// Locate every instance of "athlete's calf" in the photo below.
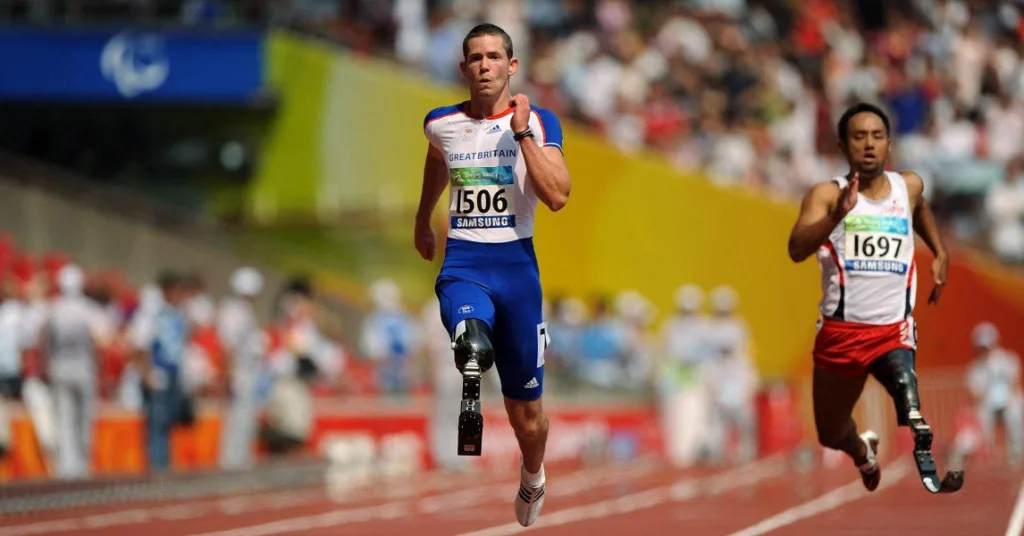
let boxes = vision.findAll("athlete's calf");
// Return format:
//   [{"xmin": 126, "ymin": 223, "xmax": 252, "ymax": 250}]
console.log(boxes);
[
  {"xmin": 812, "ymin": 366, "xmax": 869, "ymax": 463},
  {"xmin": 504, "ymin": 397, "xmax": 549, "ymax": 474},
  {"xmin": 506, "ymin": 395, "xmax": 549, "ymax": 528}
]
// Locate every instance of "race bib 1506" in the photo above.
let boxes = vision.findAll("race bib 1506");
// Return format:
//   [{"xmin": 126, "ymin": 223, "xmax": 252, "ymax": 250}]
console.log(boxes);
[
  {"xmin": 843, "ymin": 214, "xmax": 911, "ymax": 274},
  {"xmin": 449, "ymin": 166, "xmax": 516, "ymax": 229}
]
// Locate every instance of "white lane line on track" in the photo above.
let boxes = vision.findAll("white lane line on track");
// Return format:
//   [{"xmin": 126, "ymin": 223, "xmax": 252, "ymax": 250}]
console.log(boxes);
[
  {"xmin": 726, "ymin": 457, "xmax": 913, "ymax": 536},
  {"xmin": 183, "ymin": 459, "xmax": 663, "ymax": 536},
  {"xmin": 1005, "ymin": 477, "xmax": 1024, "ymax": 536},
  {"xmin": 452, "ymin": 454, "xmax": 790, "ymax": 536},
  {"xmin": 0, "ymin": 490, "xmax": 321, "ymax": 536},
  {"xmin": 0, "ymin": 464, "xmax": 524, "ymax": 536}
]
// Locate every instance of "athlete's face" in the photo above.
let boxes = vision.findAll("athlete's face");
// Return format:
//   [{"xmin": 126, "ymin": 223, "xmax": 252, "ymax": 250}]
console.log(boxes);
[
  {"xmin": 840, "ymin": 112, "xmax": 891, "ymax": 176},
  {"xmin": 461, "ymin": 35, "xmax": 517, "ymax": 98}
]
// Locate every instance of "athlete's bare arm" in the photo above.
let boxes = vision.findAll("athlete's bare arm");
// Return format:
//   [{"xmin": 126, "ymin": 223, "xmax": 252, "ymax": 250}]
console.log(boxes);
[
  {"xmin": 415, "ymin": 143, "xmax": 449, "ymax": 261},
  {"xmin": 788, "ymin": 180, "xmax": 851, "ymax": 262},
  {"xmin": 510, "ymin": 95, "xmax": 570, "ymax": 212},
  {"xmin": 523, "ymin": 143, "xmax": 570, "ymax": 212},
  {"xmin": 901, "ymin": 170, "xmax": 949, "ymax": 304}
]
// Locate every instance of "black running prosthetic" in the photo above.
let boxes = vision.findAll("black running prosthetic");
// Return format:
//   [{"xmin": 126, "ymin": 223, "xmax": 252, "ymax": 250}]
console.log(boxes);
[
  {"xmin": 869, "ymin": 349, "xmax": 964, "ymax": 494},
  {"xmin": 453, "ymin": 319, "xmax": 494, "ymax": 456},
  {"xmin": 458, "ymin": 359, "xmax": 483, "ymax": 456},
  {"xmin": 867, "ymin": 348, "xmax": 920, "ymax": 426}
]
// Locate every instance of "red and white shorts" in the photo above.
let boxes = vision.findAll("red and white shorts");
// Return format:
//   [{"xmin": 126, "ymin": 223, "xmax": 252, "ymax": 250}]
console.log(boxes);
[{"xmin": 812, "ymin": 316, "xmax": 917, "ymax": 376}]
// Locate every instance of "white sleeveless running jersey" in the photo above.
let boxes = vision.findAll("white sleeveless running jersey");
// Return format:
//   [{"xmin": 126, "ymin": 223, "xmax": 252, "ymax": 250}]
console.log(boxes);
[
  {"xmin": 817, "ymin": 171, "xmax": 917, "ymax": 325},
  {"xmin": 423, "ymin": 101, "xmax": 564, "ymax": 243}
]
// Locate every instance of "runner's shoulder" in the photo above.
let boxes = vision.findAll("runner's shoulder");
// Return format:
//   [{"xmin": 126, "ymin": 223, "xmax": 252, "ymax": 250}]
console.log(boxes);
[
  {"xmin": 424, "ymin": 102, "xmax": 466, "ymax": 129},
  {"xmin": 896, "ymin": 169, "xmax": 925, "ymax": 198},
  {"xmin": 804, "ymin": 179, "xmax": 843, "ymax": 206}
]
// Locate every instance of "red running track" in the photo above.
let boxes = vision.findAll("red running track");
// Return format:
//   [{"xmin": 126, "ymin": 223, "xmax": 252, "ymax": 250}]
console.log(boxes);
[{"xmin": 1, "ymin": 454, "xmax": 1021, "ymax": 536}]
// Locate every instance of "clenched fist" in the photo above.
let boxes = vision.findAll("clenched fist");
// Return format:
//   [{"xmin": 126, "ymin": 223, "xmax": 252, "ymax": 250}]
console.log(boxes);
[{"xmin": 510, "ymin": 94, "xmax": 531, "ymax": 134}]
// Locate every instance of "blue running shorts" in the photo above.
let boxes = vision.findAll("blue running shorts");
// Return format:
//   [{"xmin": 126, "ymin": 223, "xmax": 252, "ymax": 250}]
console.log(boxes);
[{"xmin": 435, "ymin": 237, "xmax": 548, "ymax": 401}]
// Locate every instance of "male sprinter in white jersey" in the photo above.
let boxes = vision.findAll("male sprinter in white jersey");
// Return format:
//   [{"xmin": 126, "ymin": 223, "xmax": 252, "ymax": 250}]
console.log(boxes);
[
  {"xmin": 414, "ymin": 23, "xmax": 570, "ymax": 527},
  {"xmin": 788, "ymin": 102, "xmax": 963, "ymax": 495}
]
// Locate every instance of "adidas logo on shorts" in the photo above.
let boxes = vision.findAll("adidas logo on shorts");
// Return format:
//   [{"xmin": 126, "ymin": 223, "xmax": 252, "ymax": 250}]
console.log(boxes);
[{"xmin": 524, "ymin": 377, "xmax": 539, "ymax": 389}]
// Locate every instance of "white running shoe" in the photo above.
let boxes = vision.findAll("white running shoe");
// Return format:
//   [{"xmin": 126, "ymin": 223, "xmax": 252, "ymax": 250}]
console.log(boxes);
[
  {"xmin": 514, "ymin": 469, "xmax": 546, "ymax": 527},
  {"xmin": 858, "ymin": 430, "xmax": 881, "ymax": 491}
]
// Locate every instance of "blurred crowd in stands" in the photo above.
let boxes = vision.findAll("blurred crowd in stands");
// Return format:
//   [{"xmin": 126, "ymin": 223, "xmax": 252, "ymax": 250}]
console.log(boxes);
[{"xmin": 0, "ymin": 233, "xmax": 353, "ymax": 476}]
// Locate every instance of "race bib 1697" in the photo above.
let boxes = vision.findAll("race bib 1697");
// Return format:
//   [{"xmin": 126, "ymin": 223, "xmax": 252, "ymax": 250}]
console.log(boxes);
[{"xmin": 843, "ymin": 214, "xmax": 911, "ymax": 274}]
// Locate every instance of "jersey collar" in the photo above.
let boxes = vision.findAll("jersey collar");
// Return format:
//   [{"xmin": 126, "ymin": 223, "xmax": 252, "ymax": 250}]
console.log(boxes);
[{"xmin": 462, "ymin": 101, "xmax": 515, "ymax": 121}]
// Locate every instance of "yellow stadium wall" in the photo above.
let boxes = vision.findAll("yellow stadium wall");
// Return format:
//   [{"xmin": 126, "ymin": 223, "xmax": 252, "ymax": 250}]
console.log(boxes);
[
  {"xmin": 250, "ymin": 31, "xmax": 1024, "ymax": 382},
  {"xmin": 250, "ymin": 31, "xmax": 468, "ymax": 220},
  {"xmin": 531, "ymin": 143, "xmax": 822, "ymax": 381}
]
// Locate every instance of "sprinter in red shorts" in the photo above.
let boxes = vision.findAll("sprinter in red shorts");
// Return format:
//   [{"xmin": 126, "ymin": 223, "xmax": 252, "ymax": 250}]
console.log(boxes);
[{"xmin": 787, "ymin": 102, "xmax": 963, "ymax": 494}]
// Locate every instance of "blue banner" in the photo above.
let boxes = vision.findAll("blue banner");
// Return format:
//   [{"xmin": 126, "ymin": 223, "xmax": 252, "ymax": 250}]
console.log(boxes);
[{"xmin": 0, "ymin": 28, "xmax": 266, "ymax": 103}]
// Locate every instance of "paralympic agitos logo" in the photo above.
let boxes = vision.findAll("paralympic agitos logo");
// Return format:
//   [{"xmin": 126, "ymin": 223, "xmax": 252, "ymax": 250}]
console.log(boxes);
[{"xmin": 100, "ymin": 30, "xmax": 170, "ymax": 99}]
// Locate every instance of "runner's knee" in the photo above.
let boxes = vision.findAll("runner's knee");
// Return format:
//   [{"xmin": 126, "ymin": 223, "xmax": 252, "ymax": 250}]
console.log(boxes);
[
  {"xmin": 817, "ymin": 421, "xmax": 853, "ymax": 449},
  {"xmin": 507, "ymin": 400, "xmax": 548, "ymax": 441},
  {"xmin": 453, "ymin": 319, "xmax": 495, "ymax": 374}
]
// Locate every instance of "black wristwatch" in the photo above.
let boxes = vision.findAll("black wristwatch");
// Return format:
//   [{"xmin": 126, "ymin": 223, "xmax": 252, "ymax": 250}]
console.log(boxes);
[{"xmin": 514, "ymin": 127, "xmax": 534, "ymax": 142}]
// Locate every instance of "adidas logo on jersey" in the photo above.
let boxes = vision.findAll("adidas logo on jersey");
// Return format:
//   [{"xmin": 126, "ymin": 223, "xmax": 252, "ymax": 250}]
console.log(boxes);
[
  {"xmin": 524, "ymin": 377, "xmax": 538, "ymax": 389},
  {"xmin": 486, "ymin": 124, "xmax": 502, "ymax": 134}
]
